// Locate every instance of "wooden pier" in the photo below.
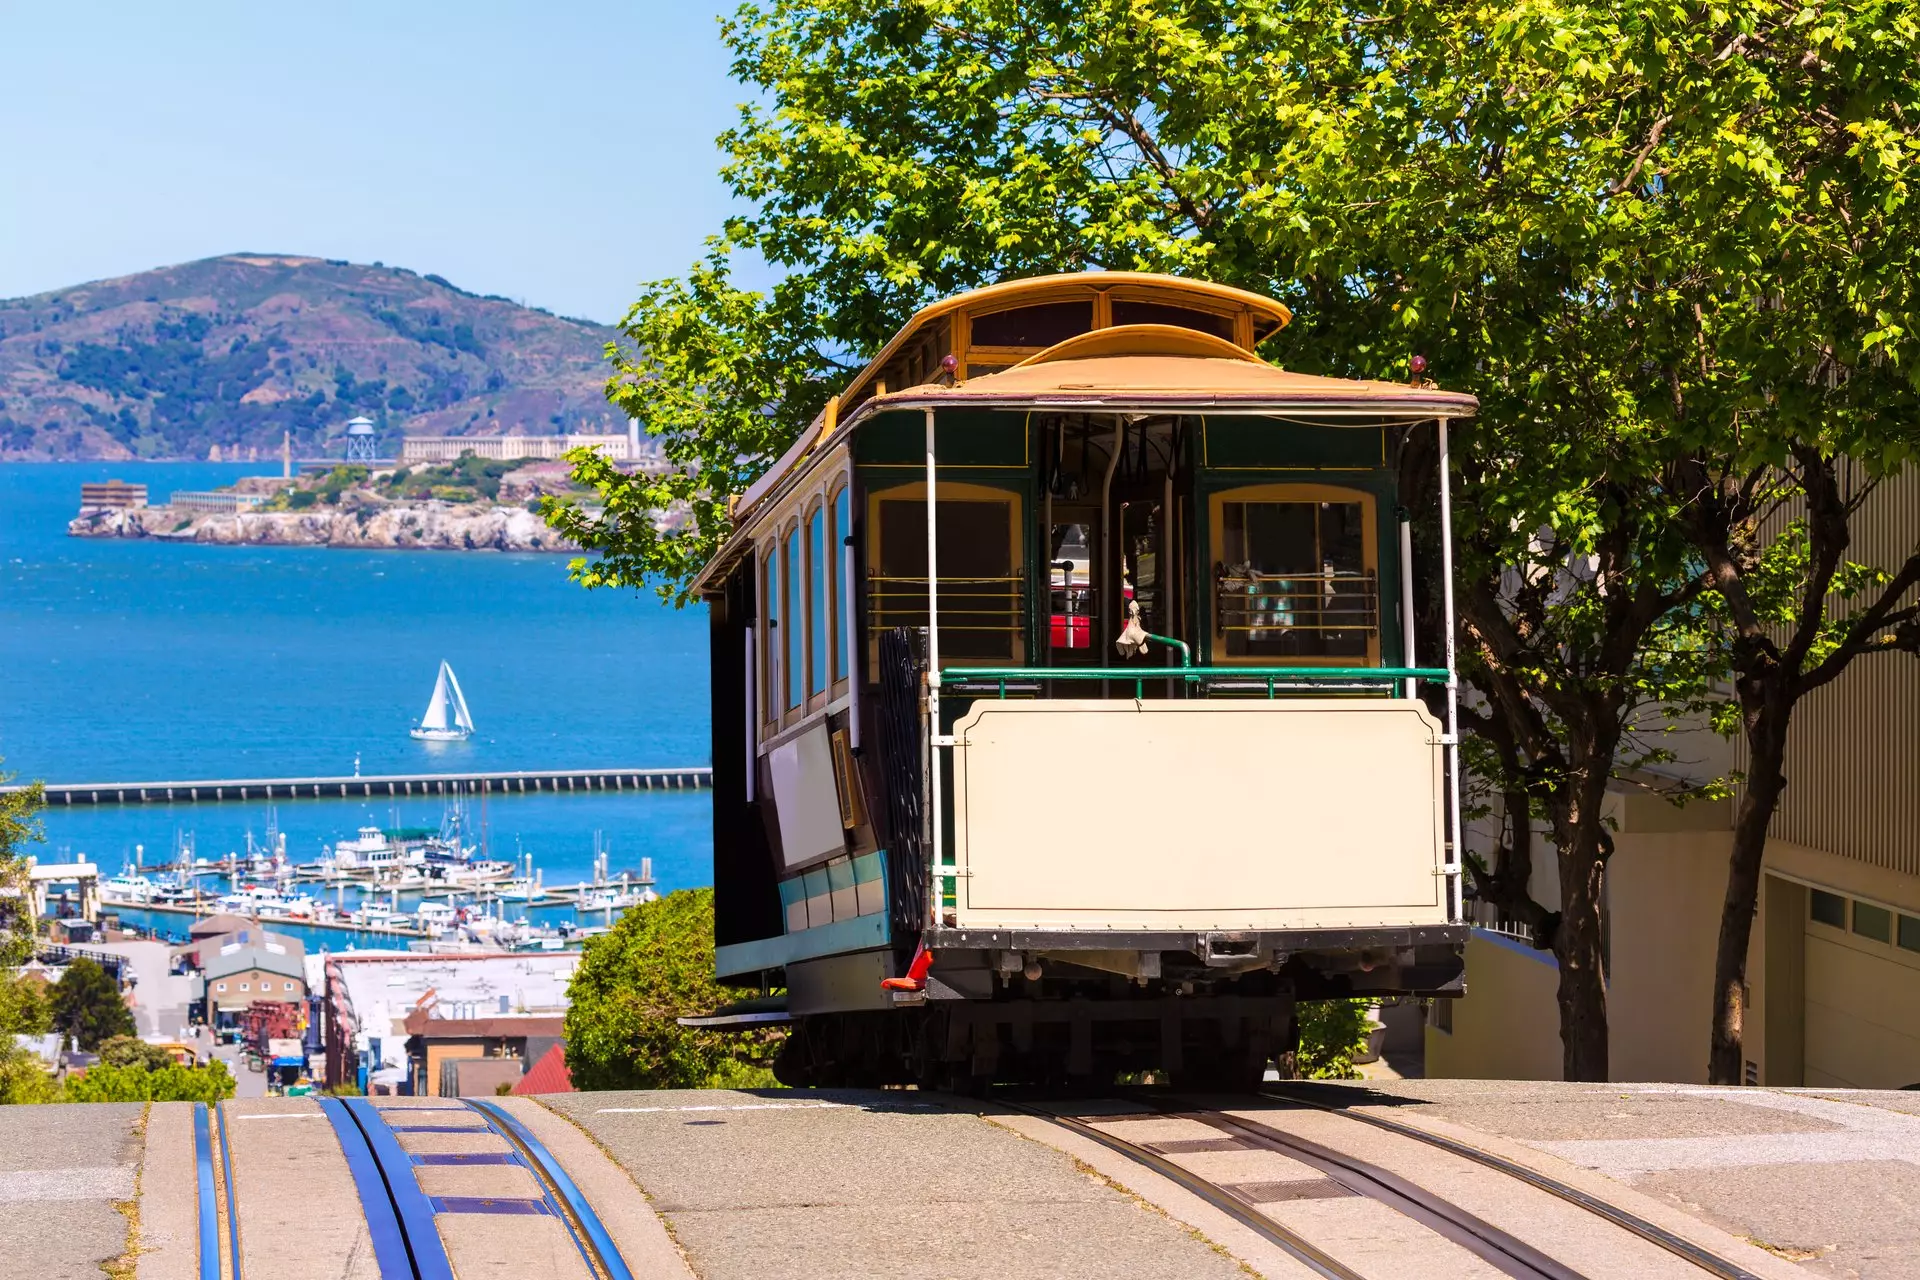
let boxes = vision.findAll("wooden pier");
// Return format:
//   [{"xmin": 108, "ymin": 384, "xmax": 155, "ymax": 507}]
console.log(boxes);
[{"xmin": 7, "ymin": 766, "xmax": 712, "ymax": 808}]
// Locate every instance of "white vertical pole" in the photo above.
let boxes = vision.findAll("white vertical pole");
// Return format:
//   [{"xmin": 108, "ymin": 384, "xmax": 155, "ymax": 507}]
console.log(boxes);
[
  {"xmin": 1436, "ymin": 417, "xmax": 1463, "ymax": 923},
  {"xmin": 924, "ymin": 408, "xmax": 943, "ymax": 922},
  {"xmin": 1398, "ymin": 518, "xmax": 1417, "ymax": 699}
]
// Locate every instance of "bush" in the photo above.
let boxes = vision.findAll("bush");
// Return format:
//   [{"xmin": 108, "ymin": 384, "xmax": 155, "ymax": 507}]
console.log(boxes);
[
  {"xmin": 287, "ymin": 490, "xmax": 318, "ymax": 509},
  {"xmin": 98, "ymin": 1036, "xmax": 173, "ymax": 1071},
  {"xmin": 0, "ymin": 1044, "xmax": 60, "ymax": 1105},
  {"xmin": 1295, "ymin": 999, "xmax": 1372, "ymax": 1080},
  {"xmin": 64, "ymin": 1059, "xmax": 236, "ymax": 1103},
  {"xmin": 563, "ymin": 888, "xmax": 783, "ymax": 1090}
]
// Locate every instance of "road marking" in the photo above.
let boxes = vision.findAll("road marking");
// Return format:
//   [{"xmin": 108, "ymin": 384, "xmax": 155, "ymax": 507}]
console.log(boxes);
[{"xmin": 595, "ymin": 1101, "xmax": 856, "ymax": 1114}]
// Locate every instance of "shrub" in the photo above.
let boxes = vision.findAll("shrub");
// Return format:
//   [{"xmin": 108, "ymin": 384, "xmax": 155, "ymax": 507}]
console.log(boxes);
[
  {"xmin": 563, "ymin": 888, "xmax": 783, "ymax": 1090},
  {"xmin": 64, "ymin": 1060, "xmax": 236, "ymax": 1103},
  {"xmin": 1295, "ymin": 999, "xmax": 1373, "ymax": 1080}
]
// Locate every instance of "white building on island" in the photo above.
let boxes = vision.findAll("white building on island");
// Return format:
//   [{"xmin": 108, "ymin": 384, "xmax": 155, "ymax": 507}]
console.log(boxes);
[{"xmin": 399, "ymin": 419, "xmax": 655, "ymax": 466}]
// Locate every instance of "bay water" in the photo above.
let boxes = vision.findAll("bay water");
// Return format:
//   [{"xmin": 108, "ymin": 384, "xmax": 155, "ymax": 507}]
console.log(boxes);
[{"xmin": 0, "ymin": 462, "xmax": 712, "ymax": 948}]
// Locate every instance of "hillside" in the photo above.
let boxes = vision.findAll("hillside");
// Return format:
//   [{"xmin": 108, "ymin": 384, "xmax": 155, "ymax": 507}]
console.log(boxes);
[{"xmin": 0, "ymin": 254, "xmax": 623, "ymax": 460}]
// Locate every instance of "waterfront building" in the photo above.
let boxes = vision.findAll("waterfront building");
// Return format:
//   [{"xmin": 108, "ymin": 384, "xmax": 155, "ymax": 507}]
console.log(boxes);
[
  {"xmin": 168, "ymin": 490, "xmax": 271, "ymax": 514},
  {"xmin": 78, "ymin": 479, "xmax": 147, "ymax": 510},
  {"xmin": 200, "ymin": 933, "xmax": 307, "ymax": 1030}
]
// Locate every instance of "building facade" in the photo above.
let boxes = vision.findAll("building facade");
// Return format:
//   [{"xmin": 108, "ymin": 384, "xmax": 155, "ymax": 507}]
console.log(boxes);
[
  {"xmin": 78, "ymin": 480, "xmax": 147, "ymax": 509},
  {"xmin": 1429, "ymin": 468, "xmax": 1920, "ymax": 1088},
  {"xmin": 398, "ymin": 421, "xmax": 654, "ymax": 466}
]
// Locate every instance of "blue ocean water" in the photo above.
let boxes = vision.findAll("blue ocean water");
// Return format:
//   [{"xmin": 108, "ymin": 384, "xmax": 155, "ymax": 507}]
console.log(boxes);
[{"xmin": 0, "ymin": 462, "xmax": 713, "ymax": 942}]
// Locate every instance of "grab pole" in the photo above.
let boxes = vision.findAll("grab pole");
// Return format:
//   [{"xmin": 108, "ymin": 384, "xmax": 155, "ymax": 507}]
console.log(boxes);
[
  {"xmin": 1436, "ymin": 417, "xmax": 1463, "ymax": 923},
  {"xmin": 924, "ymin": 408, "xmax": 943, "ymax": 926}
]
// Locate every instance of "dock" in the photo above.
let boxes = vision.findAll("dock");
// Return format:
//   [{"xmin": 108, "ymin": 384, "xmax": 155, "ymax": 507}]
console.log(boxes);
[
  {"xmin": 6, "ymin": 765, "xmax": 712, "ymax": 807},
  {"xmin": 101, "ymin": 896, "xmax": 429, "ymax": 938}
]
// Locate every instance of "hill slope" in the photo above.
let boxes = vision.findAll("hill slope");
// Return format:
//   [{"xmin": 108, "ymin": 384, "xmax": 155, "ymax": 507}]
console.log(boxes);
[{"xmin": 0, "ymin": 254, "xmax": 623, "ymax": 460}]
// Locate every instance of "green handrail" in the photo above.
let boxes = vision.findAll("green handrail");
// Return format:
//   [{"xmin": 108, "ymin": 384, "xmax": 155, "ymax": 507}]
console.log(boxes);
[{"xmin": 939, "ymin": 665, "xmax": 1450, "ymax": 699}]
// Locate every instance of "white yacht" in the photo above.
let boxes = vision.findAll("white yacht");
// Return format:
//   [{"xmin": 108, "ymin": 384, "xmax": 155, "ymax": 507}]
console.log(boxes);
[
  {"xmin": 101, "ymin": 872, "xmax": 159, "ymax": 903},
  {"xmin": 410, "ymin": 661, "xmax": 475, "ymax": 742},
  {"xmin": 325, "ymin": 827, "xmax": 427, "ymax": 875}
]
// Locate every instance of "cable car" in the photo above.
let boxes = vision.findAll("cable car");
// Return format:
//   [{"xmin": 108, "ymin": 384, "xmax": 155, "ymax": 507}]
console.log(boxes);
[{"xmin": 692, "ymin": 273, "xmax": 1475, "ymax": 1089}]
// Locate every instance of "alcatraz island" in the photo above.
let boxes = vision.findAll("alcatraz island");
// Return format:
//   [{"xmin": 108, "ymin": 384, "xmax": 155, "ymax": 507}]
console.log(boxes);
[{"xmin": 69, "ymin": 425, "xmax": 674, "ymax": 553}]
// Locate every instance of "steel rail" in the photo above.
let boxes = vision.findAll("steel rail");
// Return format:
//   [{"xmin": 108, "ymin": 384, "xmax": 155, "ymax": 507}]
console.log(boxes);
[
  {"xmin": 1188, "ymin": 1107, "xmax": 1582, "ymax": 1280},
  {"xmin": 192, "ymin": 1104, "xmax": 222, "ymax": 1280},
  {"xmin": 317, "ymin": 1098, "xmax": 421, "ymax": 1280},
  {"xmin": 1260, "ymin": 1085, "xmax": 1764, "ymax": 1280},
  {"xmin": 991, "ymin": 1098, "xmax": 1363, "ymax": 1280},
  {"xmin": 215, "ymin": 1102, "xmax": 244, "ymax": 1277},
  {"xmin": 466, "ymin": 1099, "xmax": 636, "ymax": 1280}
]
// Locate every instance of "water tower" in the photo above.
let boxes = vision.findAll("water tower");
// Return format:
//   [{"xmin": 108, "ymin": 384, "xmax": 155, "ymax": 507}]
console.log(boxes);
[{"xmin": 344, "ymin": 415, "xmax": 377, "ymax": 464}]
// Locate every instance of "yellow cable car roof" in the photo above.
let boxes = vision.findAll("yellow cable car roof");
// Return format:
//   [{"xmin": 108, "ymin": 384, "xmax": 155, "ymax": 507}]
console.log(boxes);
[{"xmin": 857, "ymin": 325, "xmax": 1478, "ymax": 420}]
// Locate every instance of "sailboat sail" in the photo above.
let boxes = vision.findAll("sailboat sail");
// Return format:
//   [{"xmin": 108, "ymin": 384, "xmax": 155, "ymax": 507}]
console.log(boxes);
[
  {"xmin": 419, "ymin": 662, "xmax": 453, "ymax": 731},
  {"xmin": 445, "ymin": 665, "xmax": 475, "ymax": 733}
]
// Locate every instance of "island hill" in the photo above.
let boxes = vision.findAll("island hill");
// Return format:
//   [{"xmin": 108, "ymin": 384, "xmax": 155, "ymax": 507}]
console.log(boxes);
[
  {"xmin": 0, "ymin": 253, "xmax": 624, "ymax": 462},
  {"xmin": 70, "ymin": 451, "xmax": 614, "ymax": 552}
]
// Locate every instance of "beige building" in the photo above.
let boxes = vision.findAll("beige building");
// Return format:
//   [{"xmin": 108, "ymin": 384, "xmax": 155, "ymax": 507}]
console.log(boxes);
[{"xmin": 1430, "ymin": 469, "xmax": 1920, "ymax": 1088}]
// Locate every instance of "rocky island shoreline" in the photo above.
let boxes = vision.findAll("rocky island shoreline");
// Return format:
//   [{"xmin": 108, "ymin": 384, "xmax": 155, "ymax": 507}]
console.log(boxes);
[
  {"xmin": 69, "ymin": 496, "xmax": 575, "ymax": 552},
  {"xmin": 68, "ymin": 456, "xmax": 590, "ymax": 553}
]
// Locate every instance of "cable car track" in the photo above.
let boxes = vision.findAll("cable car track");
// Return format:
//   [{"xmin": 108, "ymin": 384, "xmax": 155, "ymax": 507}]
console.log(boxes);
[
  {"xmin": 1258, "ymin": 1084, "xmax": 1764, "ymax": 1280},
  {"xmin": 193, "ymin": 1098, "xmax": 635, "ymax": 1280},
  {"xmin": 997, "ymin": 1092, "xmax": 1761, "ymax": 1280}
]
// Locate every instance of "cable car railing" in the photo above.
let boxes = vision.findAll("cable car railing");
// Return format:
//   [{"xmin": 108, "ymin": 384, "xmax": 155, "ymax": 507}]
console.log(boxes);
[
  {"xmin": 943, "ymin": 663, "xmax": 1449, "ymax": 700},
  {"xmin": 866, "ymin": 574, "xmax": 1025, "ymax": 647},
  {"xmin": 1214, "ymin": 567, "xmax": 1379, "ymax": 647}
]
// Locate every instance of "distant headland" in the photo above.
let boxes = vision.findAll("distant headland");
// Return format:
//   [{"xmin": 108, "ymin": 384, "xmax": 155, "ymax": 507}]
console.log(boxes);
[{"xmin": 0, "ymin": 253, "xmax": 623, "ymax": 462}]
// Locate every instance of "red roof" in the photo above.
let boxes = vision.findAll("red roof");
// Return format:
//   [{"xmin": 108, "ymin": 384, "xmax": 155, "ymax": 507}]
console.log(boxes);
[{"xmin": 511, "ymin": 1042, "xmax": 574, "ymax": 1095}]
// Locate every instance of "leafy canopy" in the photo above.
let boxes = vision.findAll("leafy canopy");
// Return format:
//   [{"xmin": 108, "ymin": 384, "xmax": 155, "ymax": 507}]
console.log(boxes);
[
  {"xmin": 50, "ymin": 957, "xmax": 135, "ymax": 1052},
  {"xmin": 563, "ymin": 888, "xmax": 782, "ymax": 1090}
]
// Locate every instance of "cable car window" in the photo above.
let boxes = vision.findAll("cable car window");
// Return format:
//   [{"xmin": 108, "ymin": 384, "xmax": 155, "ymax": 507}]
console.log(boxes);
[
  {"xmin": 969, "ymin": 301, "xmax": 1092, "ymax": 349},
  {"xmin": 1109, "ymin": 300, "xmax": 1236, "ymax": 340},
  {"xmin": 808, "ymin": 504, "xmax": 828, "ymax": 697},
  {"xmin": 1217, "ymin": 498, "xmax": 1375, "ymax": 658},
  {"xmin": 871, "ymin": 491, "xmax": 1021, "ymax": 660},
  {"xmin": 784, "ymin": 528, "xmax": 804, "ymax": 709},
  {"xmin": 831, "ymin": 486, "xmax": 850, "ymax": 682},
  {"xmin": 1049, "ymin": 522, "xmax": 1093, "ymax": 652}
]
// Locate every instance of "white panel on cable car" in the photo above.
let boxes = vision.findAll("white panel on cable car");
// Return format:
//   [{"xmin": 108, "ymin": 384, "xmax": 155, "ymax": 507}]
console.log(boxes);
[{"xmin": 769, "ymin": 724, "xmax": 846, "ymax": 870}]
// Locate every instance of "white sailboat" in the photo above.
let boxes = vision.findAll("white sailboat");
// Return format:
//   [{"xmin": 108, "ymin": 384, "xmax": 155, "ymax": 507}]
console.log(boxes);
[{"xmin": 410, "ymin": 661, "xmax": 475, "ymax": 741}]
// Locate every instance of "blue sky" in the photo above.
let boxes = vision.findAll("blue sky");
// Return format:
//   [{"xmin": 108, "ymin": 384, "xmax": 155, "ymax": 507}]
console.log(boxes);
[{"xmin": 0, "ymin": 2, "xmax": 753, "ymax": 324}]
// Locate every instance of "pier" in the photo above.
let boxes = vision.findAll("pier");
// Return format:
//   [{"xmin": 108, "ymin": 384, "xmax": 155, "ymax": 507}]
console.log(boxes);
[{"xmin": 6, "ymin": 765, "xmax": 712, "ymax": 807}]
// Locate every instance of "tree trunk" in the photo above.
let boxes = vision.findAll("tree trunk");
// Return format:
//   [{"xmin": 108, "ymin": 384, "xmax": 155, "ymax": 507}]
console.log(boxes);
[
  {"xmin": 1554, "ymin": 843, "xmax": 1610, "ymax": 1080},
  {"xmin": 1708, "ymin": 704, "xmax": 1789, "ymax": 1085}
]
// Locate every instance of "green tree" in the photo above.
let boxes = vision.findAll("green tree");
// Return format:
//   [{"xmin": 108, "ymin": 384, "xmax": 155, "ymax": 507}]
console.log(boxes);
[
  {"xmin": 1, "ymin": 759, "xmax": 45, "ymax": 968},
  {"xmin": 0, "ymin": 975, "xmax": 51, "ymax": 1038},
  {"xmin": 64, "ymin": 1060, "xmax": 236, "ymax": 1104},
  {"xmin": 556, "ymin": 1, "xmax": 1920, "ymax": 1078},
  {"xmin": 563, "ymin": 888, "xmax": 781, "ymax": 1089},
  {"xmin": 50, "ymin": 958, "xmax": 135, "ymax": 1052}
]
